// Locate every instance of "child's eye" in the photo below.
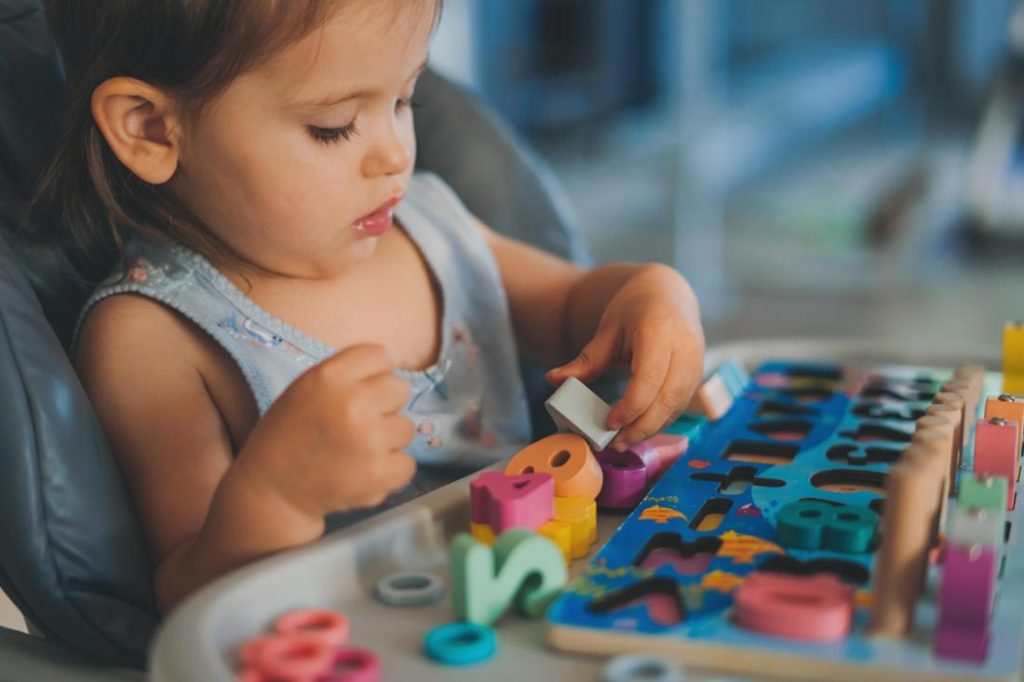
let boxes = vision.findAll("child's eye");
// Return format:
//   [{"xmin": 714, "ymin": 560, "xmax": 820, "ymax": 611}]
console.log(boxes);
[
  {"xmin": 307, "ymin": 122, "xmax": 358, "ymax": 145},
  {"xmin": 396, "ymin": 97, "xmax": 419, "ymax": 112}
]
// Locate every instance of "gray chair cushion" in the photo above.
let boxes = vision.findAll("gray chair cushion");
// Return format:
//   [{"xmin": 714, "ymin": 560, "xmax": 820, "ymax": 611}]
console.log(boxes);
[{"xmin": 0, "ymin": 227, "xmax": 159, "ymax": 667}]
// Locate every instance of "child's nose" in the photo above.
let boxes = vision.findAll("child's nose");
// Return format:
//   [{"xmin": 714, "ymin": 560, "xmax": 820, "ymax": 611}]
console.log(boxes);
[{"xmin": 362, "ymin": 125, "xmax": 412, "ymax": 178}]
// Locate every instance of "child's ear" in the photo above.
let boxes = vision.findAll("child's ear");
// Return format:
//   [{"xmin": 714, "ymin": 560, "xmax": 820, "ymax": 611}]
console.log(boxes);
[{"xmin": 91, "ymin": 77, "xmax": 182, "ymax": 185}]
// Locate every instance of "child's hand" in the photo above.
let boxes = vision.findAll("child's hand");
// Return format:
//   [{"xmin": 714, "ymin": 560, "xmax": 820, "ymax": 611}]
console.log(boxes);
[
  {"xmin": 234, "ymin": 344, "xmax": 416, "ymax": 519},
  {"xmin": 546, "ymin": 264, "xmax": 704, "ymax": 452}
]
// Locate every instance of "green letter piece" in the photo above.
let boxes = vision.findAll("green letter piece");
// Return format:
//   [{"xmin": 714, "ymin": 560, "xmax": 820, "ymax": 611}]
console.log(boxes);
[{"xmin": 450, "ymin": 529, "xmax": 568, "ymax": 625}]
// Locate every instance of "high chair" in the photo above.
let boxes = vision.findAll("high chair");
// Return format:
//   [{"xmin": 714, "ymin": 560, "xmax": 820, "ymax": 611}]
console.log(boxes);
[{"xmin": 0, "ymin": 1, "xmax": 587, "ymax": 678}]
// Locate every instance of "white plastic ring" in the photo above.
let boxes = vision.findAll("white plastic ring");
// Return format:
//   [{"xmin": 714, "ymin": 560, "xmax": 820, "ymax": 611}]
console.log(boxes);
[{"xmin": 375, "ymin": 571, "xmax": 444, "ymax": 607}]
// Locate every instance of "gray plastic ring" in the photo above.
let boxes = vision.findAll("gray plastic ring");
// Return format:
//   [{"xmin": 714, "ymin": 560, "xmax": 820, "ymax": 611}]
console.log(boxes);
[
  {"xmin": 375, "ymin": 571, "xmax": 444, "ymax": 607},
  {"xmin": 602, "ymin": 654, "xmax": 687, "ymax": 682}
]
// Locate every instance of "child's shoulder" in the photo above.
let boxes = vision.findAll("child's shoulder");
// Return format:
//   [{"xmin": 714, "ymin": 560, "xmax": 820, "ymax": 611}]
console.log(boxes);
[{"xmin": 75, "ymin": 293, "xmax": 210, "ymax": 393}]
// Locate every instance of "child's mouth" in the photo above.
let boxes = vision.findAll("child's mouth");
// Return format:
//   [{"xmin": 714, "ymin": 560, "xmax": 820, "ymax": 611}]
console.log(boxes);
[{"xmin": 352, "ymin": 197, "xmax": 400, "ymax": 236}]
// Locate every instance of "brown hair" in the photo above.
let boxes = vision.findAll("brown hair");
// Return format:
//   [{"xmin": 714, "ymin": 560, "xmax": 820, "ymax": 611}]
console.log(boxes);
[{"xmin": 28, "ymin": 0, "xmax": 434, "ymax": 278}]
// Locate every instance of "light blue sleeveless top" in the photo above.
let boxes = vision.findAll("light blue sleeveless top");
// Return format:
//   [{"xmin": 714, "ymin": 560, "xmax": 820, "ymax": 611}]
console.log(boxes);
[{"xmin": 74, "ymin": 173, "xmax": 532, "ymax": 529}]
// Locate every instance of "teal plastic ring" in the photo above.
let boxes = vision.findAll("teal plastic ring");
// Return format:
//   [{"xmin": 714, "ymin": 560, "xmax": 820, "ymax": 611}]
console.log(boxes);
[{"xmin": 423, "ymin": 622, "xmax": 496, "ymax": 666}]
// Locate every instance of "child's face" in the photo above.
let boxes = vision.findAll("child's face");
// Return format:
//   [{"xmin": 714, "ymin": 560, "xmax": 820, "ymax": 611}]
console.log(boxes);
[{"xmin": 170, "ymin": 1, "xmax": 434, "ymax": 278}]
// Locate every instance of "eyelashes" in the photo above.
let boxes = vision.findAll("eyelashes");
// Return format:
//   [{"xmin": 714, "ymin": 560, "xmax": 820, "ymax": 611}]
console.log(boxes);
[
  {"xmin": 307, "ymin": 98, "xmax": 419, "ymax": 146},
  {"xmin": 307, "ymin": 122, "xmax": 359, "ymax": 145}
]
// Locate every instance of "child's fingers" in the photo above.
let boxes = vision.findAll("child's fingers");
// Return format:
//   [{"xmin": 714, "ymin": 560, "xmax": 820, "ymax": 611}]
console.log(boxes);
[
  {"xmin": 382, "ymin": 414, "xmax": 416, "ymax": 450},
  {"xmin": 381, "ymin": 451, "xmax": 417, "ymax": 492},
  {"xmin": 545, "ymin": 327, "xmax": 618, "ymax": 385},
  {"xmin": 611, "ymin": 350, "xmax": 687, "ymax": 450},
  {"xmin": 365, "ymin": 373, "xmax": 411, "ymax": 415},
  {"xmin": 606, "ymin": 326, "xmax": 671, "ymax": 430}
]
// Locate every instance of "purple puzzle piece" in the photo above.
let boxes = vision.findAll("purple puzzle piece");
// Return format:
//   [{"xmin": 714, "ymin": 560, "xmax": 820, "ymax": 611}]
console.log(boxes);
[
  {"xmin": 595, "ymin": 449, "xmax": 649, "ymax": 509},
  {"xmin": 935, "ymin": 543, "xmax": 996, "ymax": 663}
]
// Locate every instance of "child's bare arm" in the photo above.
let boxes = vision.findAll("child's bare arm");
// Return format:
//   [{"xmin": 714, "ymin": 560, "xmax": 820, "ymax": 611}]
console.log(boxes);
[
  {"xmin": 76, "ymin": 296, "xmax": 414, "ymax": 612},
  {"xmin": 477, "ymin": 220, "xmax": 705, "ymax": 450}
]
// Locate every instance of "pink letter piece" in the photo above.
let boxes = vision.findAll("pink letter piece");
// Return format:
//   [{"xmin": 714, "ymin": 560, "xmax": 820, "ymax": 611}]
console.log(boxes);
[
  {"xmin": 734, "ymin": 572, "xmax": 854, "ymax": 642},
  {"xmin": 469, "ymin": 471, "xmax": 554, "ymax": 532},
  {"xmin": 629, "ymin": 434, "xmax": 689, "ymax": 481}
]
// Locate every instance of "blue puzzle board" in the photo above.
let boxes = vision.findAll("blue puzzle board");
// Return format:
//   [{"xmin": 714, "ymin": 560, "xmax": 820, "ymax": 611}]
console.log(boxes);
[{"xmin": 547, "ymin": 360, "xmax": 1024, "ymax": 682}]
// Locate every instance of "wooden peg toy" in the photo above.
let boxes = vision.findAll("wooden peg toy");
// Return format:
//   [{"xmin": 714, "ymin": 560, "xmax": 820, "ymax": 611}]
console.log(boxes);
[
  {"xmin": 913, "ymin": 413, "xmax": 957, "ymax": 498},
  {"xmin": 545, "ymin": 376, "xmax": 619, "ymax": 451},
  {"xmin": 942, "ymin": 377, "xmax": 981, "ymax": 439},
  {"xmin": 926, "ymin": 395, "xmax": 964, "ymax": 473},
  {"xmin": 505, "ymin": 433, "xmax": 603, "ymax": 499},
  {"xmin": 733, "ymin": 572, "xmax": 854, "ymax": 642},
  {"xmin": 451, "ymin": 530, "xmax": 567, "ymax": 625},
  {"xmin": 469, "ymin": 471, "xmax": 554, "ymax": 533},
  {"xmin": 1003, "ymin": 322, "xmax": 1024, "ymax": 394},
  {"xmin": 869, "ymin": 445, "xmax": 944, "ymax": 636},
  {"xmin": 910, "ymin": 428, "xmax": 952, "ymax": 522},
  {"xmin": 974, "ymin": 416, "xmax": 1019, "ymax": 509}
]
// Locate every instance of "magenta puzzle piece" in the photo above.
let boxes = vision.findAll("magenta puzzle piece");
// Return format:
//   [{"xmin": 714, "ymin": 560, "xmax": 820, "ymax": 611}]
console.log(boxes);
[
  {"xmin": 595, "ymin": 434, "xmax": 689, "ymax": 509},
  {"xmin": 935, "ymin": 543, "xmax": 996, "ymax": 663},
  {"xmin": 469, "ymin": 471, "xmax": 554, "ymax": 533},
  {"xmin": 595, "ymin": 449, "xmax": 650, "ymax": 508}
]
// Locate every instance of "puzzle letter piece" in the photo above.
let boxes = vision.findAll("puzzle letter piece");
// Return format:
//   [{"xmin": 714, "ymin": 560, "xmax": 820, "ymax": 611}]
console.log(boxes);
[
  {"xmin": 537, "ymin": 520, "xmax": 572, "ymax": 564},
  {"xmin": 734, "ymin": 572, "xmax": 854, "ymax": 642},
  {"xmin": 505, "ymin": 433, "xmax": 603, "ymax": 499},
  {"xmin": 935, "ymin": 544, "xmax": 997, "ymax": 663},
  {"xmin": 629, "ymin": 433, "xmax": 689, "ymax": 481},
  {"xmin": 553, "ymin": 496, "xmax": 597, "ymax": 558},
  {"xmin": 776, "ymin": 500, "xmax": 878, "ymax": 554},
  {"xmin": 450, "ymin": 530, "xmax": 567, "ymax": 625},
  {"xmin": 469, "ymin": 471, "xmax": 554, "ymax": 533},
  {"xmin": 595, "ymin": 448, "xmax": 650, "ymax": 509},
  {"xmin": 974, "ymin": 417, "xmax": 1018, "ymax": 509},
  {"xmin": 545, "ymin": 376, "xmax": 619, "ymax": 451}
]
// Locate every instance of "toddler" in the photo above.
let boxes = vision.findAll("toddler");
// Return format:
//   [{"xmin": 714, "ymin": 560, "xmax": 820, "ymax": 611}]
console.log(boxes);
[{"xmin": 30, "ymin": 0, "xmax": 705, "ymax": 612}]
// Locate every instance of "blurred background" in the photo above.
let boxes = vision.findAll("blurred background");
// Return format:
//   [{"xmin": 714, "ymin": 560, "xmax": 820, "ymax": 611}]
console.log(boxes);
[{"xmin": 430, "ymin": 0, "xmax": 1024, "ymax": 355}]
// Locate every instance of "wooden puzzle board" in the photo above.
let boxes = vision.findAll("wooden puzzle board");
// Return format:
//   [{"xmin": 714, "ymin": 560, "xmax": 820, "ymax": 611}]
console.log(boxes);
[{"xmin": 547, "ymin": 360, "xmax": 1023, "ymax": 682}]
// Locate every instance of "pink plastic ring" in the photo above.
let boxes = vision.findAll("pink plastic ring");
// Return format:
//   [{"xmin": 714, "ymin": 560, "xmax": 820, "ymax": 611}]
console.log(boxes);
[
  {"xmin": 251, "ymin": 633, "xmax": 334, "ymax": 679},
  {"xmin": 239, "ymin": 635, "xmax": 284, "ymax": 668},
  {"xmin": 274, "ymin": 609, "xmax": 350, "ymax": 648},
  {"xmin": 315, "ymin": 647, "xmax": 381, "ymax": 682}
]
